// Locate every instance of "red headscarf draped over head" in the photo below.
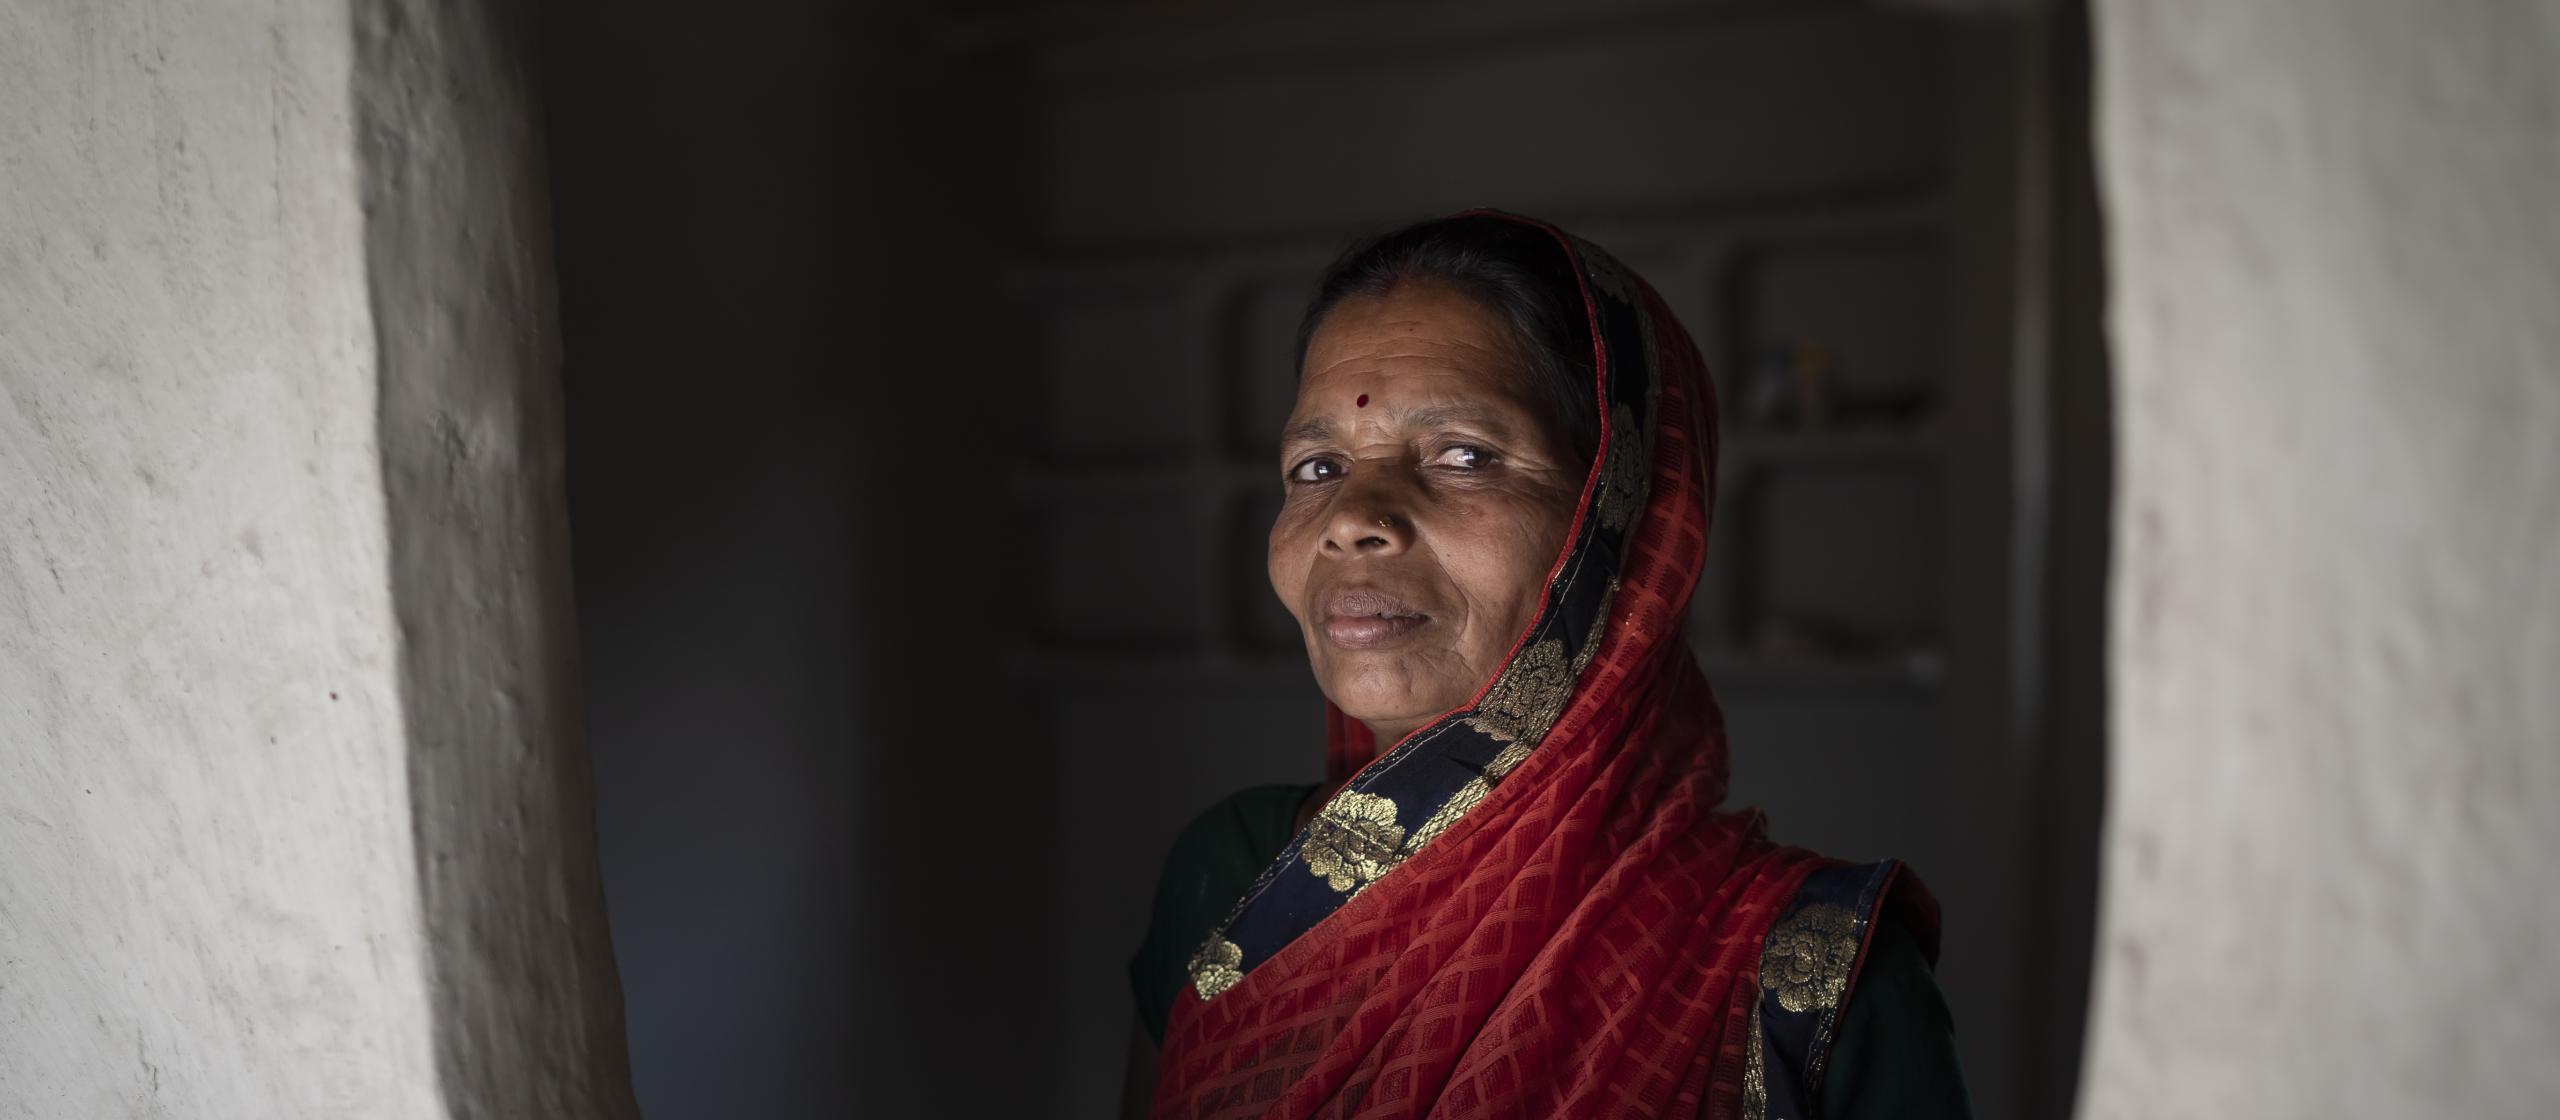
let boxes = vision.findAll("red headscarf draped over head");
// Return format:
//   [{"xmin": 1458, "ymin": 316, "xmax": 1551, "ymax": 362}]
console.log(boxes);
[{"xmin": 1153, "ymin": 212, "xmax": 1835, "ymax": 1120}]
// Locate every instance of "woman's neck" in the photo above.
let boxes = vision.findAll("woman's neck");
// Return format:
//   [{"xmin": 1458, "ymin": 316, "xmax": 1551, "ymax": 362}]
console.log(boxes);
[{"xmin": 1361, "ymin": 719, "xmax": 1423, "ymax": 754}]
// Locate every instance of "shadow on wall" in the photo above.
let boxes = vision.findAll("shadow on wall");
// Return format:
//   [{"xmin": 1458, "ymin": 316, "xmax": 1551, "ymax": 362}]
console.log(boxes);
[{"xmin": 538, "ymin": 1, "xmax": 2108, "ymax": 1118}]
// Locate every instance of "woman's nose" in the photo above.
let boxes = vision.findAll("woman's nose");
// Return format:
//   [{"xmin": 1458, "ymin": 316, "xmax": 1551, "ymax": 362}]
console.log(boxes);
[{"xmin": 1321, "ymin": 476, "xmax": 1416, "ymax": 557}]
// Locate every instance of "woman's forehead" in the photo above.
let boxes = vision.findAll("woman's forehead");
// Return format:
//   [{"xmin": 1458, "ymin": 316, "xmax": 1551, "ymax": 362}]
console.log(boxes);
[
  {"xmin": 1302, "ymin": 280, "xmax": 1520, "ymax": 364},
  {"xmin": 1296, "ymin": 285, "xmax": 1544, "ymax": 414}
]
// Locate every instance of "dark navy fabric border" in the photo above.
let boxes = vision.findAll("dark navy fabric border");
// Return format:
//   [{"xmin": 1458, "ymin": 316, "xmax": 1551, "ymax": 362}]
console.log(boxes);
[{"xmin": 1755, "ymin": 860, "xmax": 1904, "ymax": 1120}]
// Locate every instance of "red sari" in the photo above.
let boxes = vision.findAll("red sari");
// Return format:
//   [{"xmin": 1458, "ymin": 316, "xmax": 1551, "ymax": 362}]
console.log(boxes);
[{"xmin": 1153, "ymin": 213, "xmax": 1842, "ymax": 1119}]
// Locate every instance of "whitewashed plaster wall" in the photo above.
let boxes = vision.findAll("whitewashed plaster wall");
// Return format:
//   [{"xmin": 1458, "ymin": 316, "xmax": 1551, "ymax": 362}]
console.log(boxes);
[
  {"xmin": 0, "ymin": 2, "xmax": 633, "ymax": 1117},
  {"xmin": 2082, "ymin": 2, "xmax": 2560, "ymax": 1117}
]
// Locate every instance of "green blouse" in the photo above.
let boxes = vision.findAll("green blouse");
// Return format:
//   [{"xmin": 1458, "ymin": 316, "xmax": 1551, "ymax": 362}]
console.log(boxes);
[{"xmin": 1129, "ymin": 785, "xmax": 1973, "ymax": 1118}]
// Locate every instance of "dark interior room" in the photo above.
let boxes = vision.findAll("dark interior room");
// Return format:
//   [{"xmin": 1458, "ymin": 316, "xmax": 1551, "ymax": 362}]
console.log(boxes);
[{"xmin": 536, "ymin": 1, "xmax": 2111, "ymax": 1115}]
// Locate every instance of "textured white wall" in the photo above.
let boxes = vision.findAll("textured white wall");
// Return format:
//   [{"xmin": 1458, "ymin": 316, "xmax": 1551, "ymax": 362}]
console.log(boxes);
[
  {"xmin": 2084, "ymin": 2, "xmax": 2560, "ymax": 1117},
  {"xmin": 0, "ymin": 3, "xmax": 444, "ymax": 1115},
  {"xmin": 0, "ymin": 2, "xmax": 631, "ymax": 1116}
]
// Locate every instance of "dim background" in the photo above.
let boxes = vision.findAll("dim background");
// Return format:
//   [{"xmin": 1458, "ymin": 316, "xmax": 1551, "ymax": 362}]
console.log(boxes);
[{"xmin": 535, "ymin": 0, "xmax": 2110, "ymax": 1116}]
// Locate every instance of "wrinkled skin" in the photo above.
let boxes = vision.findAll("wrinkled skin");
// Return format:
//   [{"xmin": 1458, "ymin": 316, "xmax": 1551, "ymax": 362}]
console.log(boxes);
[{"xmin": 1269, "ymin": 279, "xmax": 1588, "ymax": 750}]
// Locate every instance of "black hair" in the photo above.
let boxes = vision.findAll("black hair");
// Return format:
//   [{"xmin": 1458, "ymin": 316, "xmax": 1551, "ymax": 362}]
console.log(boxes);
[{"xmin": 1294, "ymin": 215, "xmax": 1603, "ymax": 468}]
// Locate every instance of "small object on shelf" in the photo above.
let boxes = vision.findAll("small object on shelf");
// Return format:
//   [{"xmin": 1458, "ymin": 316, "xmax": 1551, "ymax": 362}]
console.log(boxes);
[
  {"xmin": 1753, "ymin": 613, "xmax": 1869, "ymax": 664},
  {"xmin": 1738, "ymin": 339, "xmax": 1937, "ymax": 434},
  {"xmin": 1741, "ymin": 341, "xmax": 1837, "ymax": 431},
  {"xmin": 1793, "ymin": 343, "xmax": 1836, "ymax": 430}
]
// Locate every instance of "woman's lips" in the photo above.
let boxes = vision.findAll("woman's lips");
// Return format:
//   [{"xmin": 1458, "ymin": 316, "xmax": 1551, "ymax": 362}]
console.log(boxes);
[{"xmin": 1321, "ymin": 587, "xmax": 1433, "ymax": 649}]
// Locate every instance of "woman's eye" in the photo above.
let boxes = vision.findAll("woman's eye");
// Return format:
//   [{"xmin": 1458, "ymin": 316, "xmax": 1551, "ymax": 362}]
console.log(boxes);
[
  {"xmin": 1289, "ymin": 457, "xmax": 1344, "ymax": 484},
  {"xmin": 1433, "ymin": 445, "xmax": 1494, "ymax": 469}
]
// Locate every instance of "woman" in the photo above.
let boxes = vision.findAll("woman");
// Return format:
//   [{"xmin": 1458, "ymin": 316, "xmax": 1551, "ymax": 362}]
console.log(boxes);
[{"xmin": 1126, "ymin": 213, "xmax": 1969, "ymax": 1119}]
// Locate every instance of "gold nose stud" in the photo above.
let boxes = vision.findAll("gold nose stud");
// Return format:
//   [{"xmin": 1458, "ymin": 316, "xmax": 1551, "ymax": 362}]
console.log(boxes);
[{"xmin": 1375, "ymin": 517, "xmax": 1394, "ymax": 529}]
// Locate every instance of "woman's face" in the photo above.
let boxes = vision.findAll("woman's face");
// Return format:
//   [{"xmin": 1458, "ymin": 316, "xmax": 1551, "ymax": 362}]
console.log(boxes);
[{"xmin": 1270, "ymin": 279, "xmax": 1587, "ymax": 747}]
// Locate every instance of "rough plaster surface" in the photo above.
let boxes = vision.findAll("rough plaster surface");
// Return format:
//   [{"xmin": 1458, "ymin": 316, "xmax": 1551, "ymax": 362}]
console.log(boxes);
[
  {"xmin": 354, "ymin": 0, "xmax": 637, "ymax": 1114},
  {"xmin": 0, "ymin": 2, "xmax": 632, "ymax": 1116},
  {"xmin": 0, "ymin": 3, "xmax": 443, "ymax": 1115},
  {"xmin": 2083, "ymin": 2, "xmax": 2560, "ymax": 1116}
]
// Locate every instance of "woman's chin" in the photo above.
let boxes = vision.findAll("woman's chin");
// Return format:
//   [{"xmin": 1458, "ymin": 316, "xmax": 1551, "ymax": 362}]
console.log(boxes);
[{"xmin": 1315, "ymin": 662, "xmax": 1462, "ymax": 738}]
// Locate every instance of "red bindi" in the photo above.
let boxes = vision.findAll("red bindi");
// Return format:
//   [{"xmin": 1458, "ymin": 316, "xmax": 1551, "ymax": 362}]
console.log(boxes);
[{"xmin": 1355, "ymin": 393, "xmax": 1369, "ymax": 407}]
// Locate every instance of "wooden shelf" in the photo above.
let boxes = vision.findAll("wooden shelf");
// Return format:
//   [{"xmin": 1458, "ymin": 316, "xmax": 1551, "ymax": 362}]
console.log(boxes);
[
  {"xmin": 1008, "ymin": 461, "xmax": 1269, "ymax": 499},
  {"xmin": 1720, "ymin": 421, "xmax": 1938, "ymax": 468},
  {"xmin": 1694, "ymin": 638, "xmax": 1944, "ymax": 689},
  {"xmin": 999, "ymin": 197, "xmax": 1944, "ymax": 288},
  {"xmin": 1004, "ymin": 643, "xmax": 1314, "ymax": 688}
]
